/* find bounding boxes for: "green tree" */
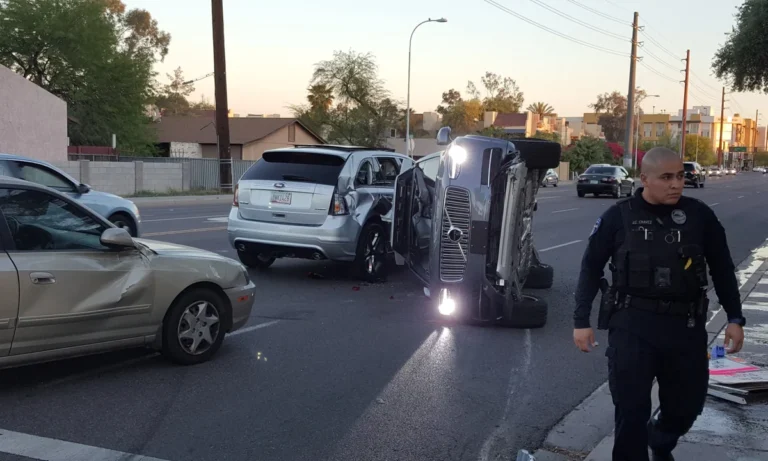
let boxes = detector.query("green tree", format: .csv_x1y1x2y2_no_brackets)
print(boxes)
0,0,170,152
291,50,402,146
475,71,524,113
712,0,768,93
683,134,716,165
153,67,194,115
589,89,648,143
526,102,555,118
531,130,560,143
755,151,768,166
563,136,611,172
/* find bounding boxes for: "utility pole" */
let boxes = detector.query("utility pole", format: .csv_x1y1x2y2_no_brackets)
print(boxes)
211,0,232,193
680,50,690,159
623,12,639,169
718,87,726,168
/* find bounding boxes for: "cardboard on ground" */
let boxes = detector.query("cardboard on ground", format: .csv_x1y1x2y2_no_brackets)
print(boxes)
709,357,761,375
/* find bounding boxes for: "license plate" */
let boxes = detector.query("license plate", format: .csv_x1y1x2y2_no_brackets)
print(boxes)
270,191,292,205
590,180,598,184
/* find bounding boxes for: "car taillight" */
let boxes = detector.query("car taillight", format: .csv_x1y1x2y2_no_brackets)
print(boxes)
602,176,617,183
330,191,349,216
233,183,239,207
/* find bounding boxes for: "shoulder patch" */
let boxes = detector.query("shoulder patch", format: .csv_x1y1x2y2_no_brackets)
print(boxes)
590,217,602,237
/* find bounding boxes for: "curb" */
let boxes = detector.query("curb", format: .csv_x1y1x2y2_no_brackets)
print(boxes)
531,239,768,460
129,194,233,207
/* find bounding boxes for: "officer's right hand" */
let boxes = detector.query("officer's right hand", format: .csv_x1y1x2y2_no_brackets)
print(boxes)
574,328,596,352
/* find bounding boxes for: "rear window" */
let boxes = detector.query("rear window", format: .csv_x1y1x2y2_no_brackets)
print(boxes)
585,166,618,175
684,163,695,171
241,151,346,186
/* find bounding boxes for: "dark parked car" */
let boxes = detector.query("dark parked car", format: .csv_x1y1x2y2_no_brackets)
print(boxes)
389,128,561,328
576,165,635,198
684,161,705,188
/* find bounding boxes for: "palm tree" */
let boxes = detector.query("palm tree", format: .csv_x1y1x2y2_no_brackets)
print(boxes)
307,84,334,112
526,102,555,117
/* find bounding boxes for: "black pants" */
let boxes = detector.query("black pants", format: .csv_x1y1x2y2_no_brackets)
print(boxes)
606,327,708,461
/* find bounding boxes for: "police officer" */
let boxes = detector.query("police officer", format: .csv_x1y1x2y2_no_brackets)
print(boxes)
572,147,746,461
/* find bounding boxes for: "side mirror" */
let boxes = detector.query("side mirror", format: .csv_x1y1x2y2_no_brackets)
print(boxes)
77,183,91,194
100,227,134,249
436,126,452,146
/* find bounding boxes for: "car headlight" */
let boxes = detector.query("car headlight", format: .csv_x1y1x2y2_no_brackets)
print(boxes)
448,145,467,179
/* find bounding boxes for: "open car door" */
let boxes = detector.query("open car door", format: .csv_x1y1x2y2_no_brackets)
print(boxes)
390,164,433,285
391,167,415,267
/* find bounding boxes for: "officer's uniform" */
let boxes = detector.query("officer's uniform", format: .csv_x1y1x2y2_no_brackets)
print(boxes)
574,187,745,461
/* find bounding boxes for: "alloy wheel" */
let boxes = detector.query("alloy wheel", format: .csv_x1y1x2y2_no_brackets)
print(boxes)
177,301,221,355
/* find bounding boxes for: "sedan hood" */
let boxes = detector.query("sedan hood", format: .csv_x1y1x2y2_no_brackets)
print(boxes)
134,238,228,260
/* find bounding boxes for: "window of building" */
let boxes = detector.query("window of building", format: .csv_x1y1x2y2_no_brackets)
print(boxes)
656,123,665,137
288,124,296,142
643,123,652,138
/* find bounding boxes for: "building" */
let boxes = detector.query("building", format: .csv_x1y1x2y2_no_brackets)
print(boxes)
154,115,325,161
758,126,767,151
0,64,68,162
581,113,605,139
484,111,537,137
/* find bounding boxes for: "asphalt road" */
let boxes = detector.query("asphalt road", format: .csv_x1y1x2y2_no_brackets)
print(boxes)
0,172,766,461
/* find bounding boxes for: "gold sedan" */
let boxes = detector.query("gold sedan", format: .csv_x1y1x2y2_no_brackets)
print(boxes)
0,178,255,369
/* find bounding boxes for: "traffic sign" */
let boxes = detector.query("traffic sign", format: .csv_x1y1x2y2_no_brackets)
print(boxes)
732,146,747,152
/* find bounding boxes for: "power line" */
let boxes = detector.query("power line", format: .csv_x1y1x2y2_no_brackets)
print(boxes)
639,60,679,84
639,29,681,61
483,0,630,57
640,45,680,73
528,0,628,41
691,70,720,92
689,82,717,101
566,0,631,26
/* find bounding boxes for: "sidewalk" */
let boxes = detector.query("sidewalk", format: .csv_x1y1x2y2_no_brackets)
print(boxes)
128,194,233,207
529,239,768,461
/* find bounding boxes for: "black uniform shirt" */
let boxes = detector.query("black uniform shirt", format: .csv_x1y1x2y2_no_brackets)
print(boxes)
574,188,743,330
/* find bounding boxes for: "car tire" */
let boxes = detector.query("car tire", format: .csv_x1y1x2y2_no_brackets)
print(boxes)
237,250,275,270
553,181,558,187
699,181,705,188
507,294,548,329
162,288,229,366
109,212,137,237
577,191,585,197
354,221,389,282
612,187,620,199
524,264,554,289
626,184,634,197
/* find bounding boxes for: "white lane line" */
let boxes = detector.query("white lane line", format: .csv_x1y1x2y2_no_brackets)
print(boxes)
0,427,170,461
539,240,582,252
551,208,578,214
738,195,745,199
229,319,281,337
747,291,768,298
142,215,226,223
142,226,227,237
710,203,720,207
207,217,229,223
535,196,560,201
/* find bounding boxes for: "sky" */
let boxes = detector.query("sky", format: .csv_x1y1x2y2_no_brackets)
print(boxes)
124,0,767,124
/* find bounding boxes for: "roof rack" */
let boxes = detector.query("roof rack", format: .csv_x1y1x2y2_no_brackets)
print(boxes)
293,144,396,153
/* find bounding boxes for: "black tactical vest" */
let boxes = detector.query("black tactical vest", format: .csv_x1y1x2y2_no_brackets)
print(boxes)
611,196,707,301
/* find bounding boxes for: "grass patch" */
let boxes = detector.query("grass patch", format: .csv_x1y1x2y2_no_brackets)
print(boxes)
128,188,225,197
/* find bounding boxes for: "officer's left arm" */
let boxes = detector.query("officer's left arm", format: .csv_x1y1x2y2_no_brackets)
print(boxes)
701,205,744,320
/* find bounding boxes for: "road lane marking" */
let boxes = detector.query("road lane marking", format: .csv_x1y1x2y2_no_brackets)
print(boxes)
535,196,560,200
710,203,719,207
551,207,578,214
229,320,281,337
0,427,170,461
539,240,582,252
738,196,745,199
142,226,227,237
142,215,226,223
207,217,229,222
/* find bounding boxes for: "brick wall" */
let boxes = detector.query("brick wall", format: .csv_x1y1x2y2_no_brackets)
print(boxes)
52,160,185,196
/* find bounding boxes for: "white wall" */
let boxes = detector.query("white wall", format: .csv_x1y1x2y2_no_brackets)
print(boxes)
170,142,202,158
0,65,68,162
52,161,187,196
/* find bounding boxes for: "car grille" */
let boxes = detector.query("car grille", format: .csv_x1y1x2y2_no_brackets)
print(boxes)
440,186,471,282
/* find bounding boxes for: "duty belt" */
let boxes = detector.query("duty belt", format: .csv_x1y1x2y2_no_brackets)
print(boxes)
619,295,694,316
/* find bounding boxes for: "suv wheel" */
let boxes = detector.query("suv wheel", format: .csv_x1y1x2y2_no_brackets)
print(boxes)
506,294,548,329
238,250,275,269
354,221,388,282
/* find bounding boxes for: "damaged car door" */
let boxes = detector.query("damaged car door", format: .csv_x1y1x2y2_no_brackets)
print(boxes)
391,153,440,284
0,187,154,356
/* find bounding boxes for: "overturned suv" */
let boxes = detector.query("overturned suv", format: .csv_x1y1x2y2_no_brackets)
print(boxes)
389,127,561,328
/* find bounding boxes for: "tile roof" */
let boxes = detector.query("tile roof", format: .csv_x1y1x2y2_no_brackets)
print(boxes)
153,116,323,144
493,113,528,127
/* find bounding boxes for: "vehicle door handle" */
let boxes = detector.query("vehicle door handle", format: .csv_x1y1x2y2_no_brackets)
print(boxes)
30,272,55,285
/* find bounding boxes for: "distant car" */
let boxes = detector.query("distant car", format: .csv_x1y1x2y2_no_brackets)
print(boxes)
577,165,635,198
541,168,559,187
726,168,737,175
0,177,255,369
228,145,414,281
708,167,722,177
683,161,705,188
0,153,142,236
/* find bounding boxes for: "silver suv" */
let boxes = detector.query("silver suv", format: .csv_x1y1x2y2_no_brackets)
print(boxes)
227,145,413,280
390,128,561,327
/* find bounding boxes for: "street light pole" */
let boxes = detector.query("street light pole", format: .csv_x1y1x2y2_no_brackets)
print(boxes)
406,17,447,158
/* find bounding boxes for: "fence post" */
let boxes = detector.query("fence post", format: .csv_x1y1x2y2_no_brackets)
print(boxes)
134,161,144,195
182,162,191,191
79,160,90,185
